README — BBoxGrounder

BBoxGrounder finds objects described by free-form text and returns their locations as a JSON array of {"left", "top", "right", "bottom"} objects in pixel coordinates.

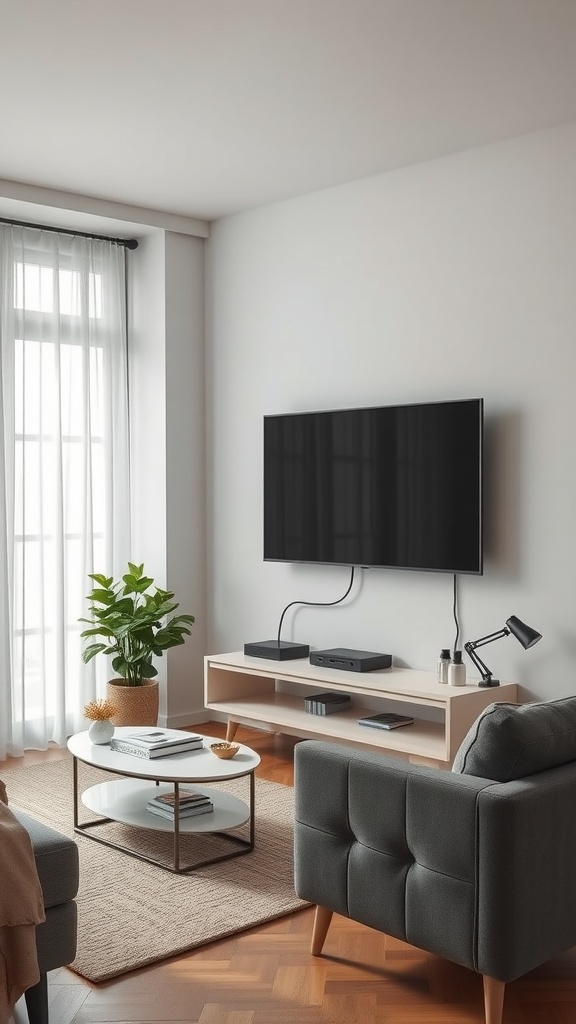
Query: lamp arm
[
  {"left": 464, "top": 627, "right": 510, "bottom": 685},
  {"left": 466, "top": 627, "right": 510, "bottom": 651},
  {"left": 463, "top": 642, "right": 494, "bottom": 682}
]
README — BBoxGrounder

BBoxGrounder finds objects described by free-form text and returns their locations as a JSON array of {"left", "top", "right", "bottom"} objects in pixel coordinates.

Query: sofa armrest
[
  {"left": 11, "top": 809, "right": 79, "bottom": 908},
  {"left": 11, "top": 809, "right": 79, "bottom": 978},
  {"left": 294, "top": 740, "right": 495, "bottom": 972},
  {"left": 476, "top": 760, "right": 576, "bottom": 981},
  {"left": 295, "top": 741, "right": 576, "bottom": 985}
]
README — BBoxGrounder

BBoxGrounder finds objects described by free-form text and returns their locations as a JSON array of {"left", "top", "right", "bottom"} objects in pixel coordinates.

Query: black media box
[
  {"left": 309, "top": 648, "right": 392, "bottom": 672},
  {"left": 244, "top": 640, "right": 310, "bottom": 661}
]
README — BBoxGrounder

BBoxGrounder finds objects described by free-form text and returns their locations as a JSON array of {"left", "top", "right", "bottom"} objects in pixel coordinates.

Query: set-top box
[{"left": 309, "top": 648, "right": 392, "bottom": 673}]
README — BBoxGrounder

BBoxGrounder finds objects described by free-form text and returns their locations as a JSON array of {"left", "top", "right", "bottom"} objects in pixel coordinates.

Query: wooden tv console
[{"left": 204, "top": 651, "right": 517, "bottom": 769}]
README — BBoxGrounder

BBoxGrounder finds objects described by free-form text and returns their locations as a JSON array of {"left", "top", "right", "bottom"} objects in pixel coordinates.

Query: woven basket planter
[{"left": 106, "top": 679, "right": 159, "bottom": 727}]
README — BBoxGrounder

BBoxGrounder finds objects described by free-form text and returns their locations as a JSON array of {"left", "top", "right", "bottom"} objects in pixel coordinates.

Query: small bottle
[
  {"left": 448, "top": 650, "right": 467, "bottom": 687},
  {"left": 437, "top": 649, "right": 451, "bottom": 684}
]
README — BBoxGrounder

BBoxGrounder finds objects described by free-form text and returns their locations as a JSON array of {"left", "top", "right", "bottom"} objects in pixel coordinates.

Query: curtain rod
[{"left": 0, "top": 215, "right": 139, "bottom": 249}]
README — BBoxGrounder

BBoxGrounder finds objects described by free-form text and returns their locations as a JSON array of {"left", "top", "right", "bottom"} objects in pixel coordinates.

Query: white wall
[
  {"left": 165, "top": 232, "right": 206, "bottom": 726},
  {"left": 130, "top": 230, "right": 207, "bottom": 726},
  {"left": 206, "top": 119, "right": 576, "bottom": 700},
  {"left": 130, "top": 231, "right": 167, "bottom": 587}
]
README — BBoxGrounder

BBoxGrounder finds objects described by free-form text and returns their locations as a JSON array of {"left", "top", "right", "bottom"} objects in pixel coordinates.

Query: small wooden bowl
[{"left": 210, "top": 741, "right": 240, "bottom": 760}]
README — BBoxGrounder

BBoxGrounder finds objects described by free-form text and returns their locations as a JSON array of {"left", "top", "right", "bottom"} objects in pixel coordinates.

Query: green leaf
[
  {"left": 128, "top": 562, "right": 144, "bottom": 579},
  {"left": 153, "top": 634, "right": 177, "bottom": 650},
  {"left": 88, "top": 573, "right": 113, "bottom": 588},
  {"left": 79, "top": 626, "right": 113, "bottom": 639},
  {"left": 153, "top": 600, "right": 179, "bottom": 617},
  {"left": 138, "top": 662, "right": 158, "bottom": 679},
  {"left": 165, "top": 618, "right": 191, "bottom": 634},
  {"left": 166, "top": 614, "right": 195, "bottom": 630},
  {"left": 132, "top": 576, "right": 154, "bottom": 593},
  {"left": 111, "top": 597, "right": 135, "bottom": 616},
  {"left": 128, "top": 624, "right": 156, "bottom": 642},
  {"left": 81, "top": 643, "right": 109, "bottom": 663},
  {"left": 87, "top": 588, "right": 115, "bottom": 605}
]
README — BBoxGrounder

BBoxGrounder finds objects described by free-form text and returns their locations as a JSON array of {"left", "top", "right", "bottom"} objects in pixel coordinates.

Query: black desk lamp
[{"left": 464, "top": 615, "right": 542, "bottom": 688}]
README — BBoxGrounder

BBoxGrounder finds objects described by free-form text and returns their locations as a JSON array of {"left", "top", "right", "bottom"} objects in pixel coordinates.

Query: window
[{"left": 0, "top": 226, "right": 130, "bottom": 756}]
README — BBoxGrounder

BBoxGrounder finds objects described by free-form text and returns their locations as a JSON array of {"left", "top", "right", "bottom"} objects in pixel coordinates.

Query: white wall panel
[{"left": 206, "top": 120, "right": 576, "bottom": 700}]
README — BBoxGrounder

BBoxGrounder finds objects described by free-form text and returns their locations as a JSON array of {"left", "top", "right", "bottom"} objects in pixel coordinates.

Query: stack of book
[
  {"left": 109, "top": 729, "right": 204, "bottom": 758},
  {"left": 305, "top": 692, "right": 352, "bottom": 716},
  {"left": 147, "top": 788, "right": 214, "bottom": 819}
]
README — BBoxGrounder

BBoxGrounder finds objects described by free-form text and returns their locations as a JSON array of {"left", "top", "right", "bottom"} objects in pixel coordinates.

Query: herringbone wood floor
[{"left": 5, "top": 723, "right": 576, "bottom": 1024}]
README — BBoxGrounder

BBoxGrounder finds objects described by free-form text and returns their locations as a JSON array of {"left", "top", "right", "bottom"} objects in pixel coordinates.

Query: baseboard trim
[{"left": 162, "top": 710, "right": 227, "bottom": 729}]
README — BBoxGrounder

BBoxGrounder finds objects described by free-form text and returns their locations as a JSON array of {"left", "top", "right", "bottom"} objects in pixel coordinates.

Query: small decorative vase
[{"left": 88, "top": 719, "right": 114, "bottom": 744}]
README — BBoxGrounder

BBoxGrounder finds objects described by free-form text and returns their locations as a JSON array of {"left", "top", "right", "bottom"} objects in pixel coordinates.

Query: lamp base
[{"left": 478, "top": 677, "right": 501, "bottom": 687}]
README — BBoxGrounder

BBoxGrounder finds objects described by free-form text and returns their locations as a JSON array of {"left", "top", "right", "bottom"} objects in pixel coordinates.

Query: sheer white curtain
[{"left": 0, "top": 224, "right": 131, "bottom": 758}]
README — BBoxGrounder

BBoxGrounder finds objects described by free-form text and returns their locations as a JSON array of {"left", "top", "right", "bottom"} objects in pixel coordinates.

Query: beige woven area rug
[{"left": 1, "top": 757, "right": 308, "bottom": 983}]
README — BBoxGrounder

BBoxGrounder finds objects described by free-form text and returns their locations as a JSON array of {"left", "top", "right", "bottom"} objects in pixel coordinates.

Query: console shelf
[{"left": 204, "top": 652, "right": 518, "bottom": 768}]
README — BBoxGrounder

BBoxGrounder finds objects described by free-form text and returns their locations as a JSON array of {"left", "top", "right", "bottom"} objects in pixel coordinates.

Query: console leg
[
  {"left": 226, "top": 720, "right": 240, "bottom": 741},
  {"left": 24, "top": 972, "right": 48, "bottom": 1024},
  {"left": 311, "top": 905, "right": 333, "bottom": 956}
]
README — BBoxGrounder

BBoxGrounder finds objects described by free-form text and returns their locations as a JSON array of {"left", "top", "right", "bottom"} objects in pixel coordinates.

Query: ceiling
[{"left": 2, "top": 0, "right": 576, "bottom": 223}]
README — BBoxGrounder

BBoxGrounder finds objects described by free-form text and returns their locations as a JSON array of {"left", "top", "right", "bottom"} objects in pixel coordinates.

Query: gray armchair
[
  {"left": 294, "top": 727, "right": 576, "bottom": 1024},
  {"left": 12, "top": 810, "right": 79, "bottom": 1024}
]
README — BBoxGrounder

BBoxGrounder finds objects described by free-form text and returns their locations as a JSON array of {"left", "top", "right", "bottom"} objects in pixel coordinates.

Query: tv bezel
[{"left": 263, "top": 397, "right": 484, "bottom": 575}]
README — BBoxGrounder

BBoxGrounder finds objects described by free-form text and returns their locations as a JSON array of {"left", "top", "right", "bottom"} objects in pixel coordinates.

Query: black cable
[
  {"left": 276, "top": 566, "right": 357, "bottom": 645},
  {"left": 452, "top": 573, "right": 461, "bottom": 652}
]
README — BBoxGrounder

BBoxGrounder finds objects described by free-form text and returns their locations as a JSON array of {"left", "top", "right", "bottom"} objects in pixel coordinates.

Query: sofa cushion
[
  {"left": 11, "top": 808, "right": 79, "bottom": 908},
  {"left": 452, "top": 696, "right": 576, "bottom": 781}
]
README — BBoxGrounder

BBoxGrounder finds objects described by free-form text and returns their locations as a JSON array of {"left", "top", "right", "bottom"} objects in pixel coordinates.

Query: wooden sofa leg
[
  {"left": 483, "top": 975, "right": 505, "bottom": 1024},
  {"left": 311, "top": 905, "right": 333, "bottom": 956},
  {"left": 25, "top": 971, "right": 48, "bottom": 1024}
]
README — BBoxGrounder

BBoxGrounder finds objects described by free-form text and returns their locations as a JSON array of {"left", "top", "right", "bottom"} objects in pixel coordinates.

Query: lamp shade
[{"left": 506, "top": 615, "right": 542, "bottom": 650}]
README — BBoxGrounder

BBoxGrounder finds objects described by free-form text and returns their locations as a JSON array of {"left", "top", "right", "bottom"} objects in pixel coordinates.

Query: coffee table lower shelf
[{"left": 74, "top": 771, "right": 255, "bottom": 874}]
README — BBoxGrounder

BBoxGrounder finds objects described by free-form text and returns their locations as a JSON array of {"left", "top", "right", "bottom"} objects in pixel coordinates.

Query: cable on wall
[
  {"left": 453, "top": 573, "right": 461, "bottom": 652},
  {"left": 276, "top": 566, "right": 357, "bottom": 646}
]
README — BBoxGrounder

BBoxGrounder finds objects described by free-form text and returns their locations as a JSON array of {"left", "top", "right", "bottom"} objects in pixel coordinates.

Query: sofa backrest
[{"left": 452, "top": 695, "right": 576, "bottom": 781}]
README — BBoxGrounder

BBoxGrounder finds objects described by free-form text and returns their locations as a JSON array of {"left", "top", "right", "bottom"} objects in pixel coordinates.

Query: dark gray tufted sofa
[
  {"left": 12, "top": 810, "right": 79, "bottom": 1024},
  {"left": 294, "top": 737, "right": 576, "bottom": 1024}
]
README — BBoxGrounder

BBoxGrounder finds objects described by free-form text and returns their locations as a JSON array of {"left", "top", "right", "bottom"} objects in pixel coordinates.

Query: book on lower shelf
[
  {"left": 305, "top": 692, "right": 352, "bottom": 715},
  {"left": 110, "top": 737, "right": 203, "bottom": 758},
  {"left": 147, "top": 797, "right": 214, "bottom": 819},
  {"left": 357, "top": 712, "right": 414, "bottom": 730},
  {"left": 150, "top": 788, "right": 209, "bottom": 808}
]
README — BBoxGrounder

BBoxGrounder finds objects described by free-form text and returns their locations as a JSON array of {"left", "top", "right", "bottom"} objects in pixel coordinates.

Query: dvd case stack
[{"left": 304, "top": 691, "right": 352, "bottom": 715}]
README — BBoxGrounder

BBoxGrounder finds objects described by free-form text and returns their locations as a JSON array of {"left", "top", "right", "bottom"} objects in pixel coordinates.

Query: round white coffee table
[{"left": 67, "top": 728, "right": 261, "bottom": 873}]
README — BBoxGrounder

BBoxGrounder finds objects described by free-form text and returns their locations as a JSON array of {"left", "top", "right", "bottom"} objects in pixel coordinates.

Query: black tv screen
[{"left": 263, "top": 398, "right": 483, "bottom": 574}]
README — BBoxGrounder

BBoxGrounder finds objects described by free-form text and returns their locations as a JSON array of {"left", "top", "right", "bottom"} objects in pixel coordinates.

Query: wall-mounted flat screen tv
[{"left": 263, "top": 398, "right": 483, "bottom": 574}]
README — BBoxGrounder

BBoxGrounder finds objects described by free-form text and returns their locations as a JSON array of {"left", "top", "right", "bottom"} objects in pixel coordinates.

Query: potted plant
[{"left": 80, "top": 562, "right": 195, "bottom": 726}]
